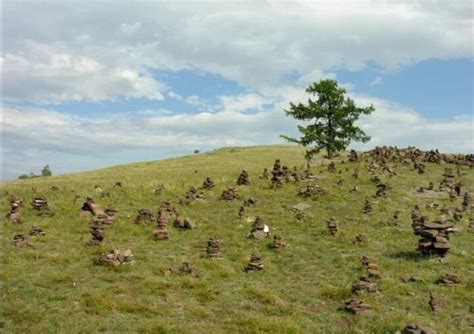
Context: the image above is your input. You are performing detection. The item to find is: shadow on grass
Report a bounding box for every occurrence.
[388,251,424,261]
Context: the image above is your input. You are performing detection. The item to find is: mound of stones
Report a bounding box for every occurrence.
[271,159,283,188]
[391,211,401,226]
[12,234,34,248]
[352,276,382,297]
[30,225,45,237]
[246,252,264,271]
[31,196,50,214]
[249,216,270,239]
[174,217,195,229]
[429,292,444,312]
[361,256,381,278]
[221,187,240,200]
[412,214,454,257]
[436,273,460,285]
[354,234,367,245]
[179,186,206,204]
[439,167,455,191]
[362,199,373,213]
[349,149,358,162]
[7,196,22,224]
[343,298,371,314]
[326,216,338,236]
[153,203,176,240]
[375,182,390,197]
[179,261,198,275]
[462,192,471,208]
[87,221,105,246]
[105,204,119,219]
[298,184,328,197]
[399,324,437,334]
[202,177,215,189]
[238,206,245,220]
[261,168,270,179]
[98,249,134,267]
[81,197,104,216]
[135,209,154,224]
[236,170,250,185]
[243,198,257,206]
[207,237,223,259]
[271,235,286,248]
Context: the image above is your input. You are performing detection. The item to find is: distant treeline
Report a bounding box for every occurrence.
[18,165,52,179]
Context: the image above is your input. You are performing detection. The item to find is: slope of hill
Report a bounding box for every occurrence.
[1,145,473,333]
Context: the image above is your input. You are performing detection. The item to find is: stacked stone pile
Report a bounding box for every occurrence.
[249,216,270,239]
[221,187,240,200]
[105,204,119,219]
[349,149,358,162]
[271,159,283,188]
[400,324,437,334]
[343,298,371,314]
[135,209,155,224]
[236,170,250,185]
[207,237,223,259]
[87,221,105,246]
[436,273,460,285]
[361,256,381,278]
[326,216,338,236]
[29,225,46,237]
[202,177,215,189]
[7,196,22,224]
[271,235,286,248]
[174,217,195,229]
[413,215,454,256]
[179,186,207,204]
[246,252,264,271]
[81,198,104,216]
[32,196,49,213]
[298,184,328,197]
[98,249,134,267]
[363,199,373,213]
[352,276,382,297]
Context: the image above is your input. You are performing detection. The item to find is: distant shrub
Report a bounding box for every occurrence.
[18,165,52,179]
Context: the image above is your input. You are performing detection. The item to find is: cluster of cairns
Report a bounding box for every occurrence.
[236,170,250,185]
[411,211,455,257]
[298,184,328,197]
[326,216,338,236]
[246,252,264,271]
[153,202,176,240]
[206,237,223,259]
[179,186,206,204]
[202,177,215,189]
[221,187,240,200]
[31,196,50,214]
[98,249,134,267]
[135,209,154,224]
[7,196,22,224]
[248,216,270,239]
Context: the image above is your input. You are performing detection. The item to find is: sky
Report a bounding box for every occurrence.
[1,0,473,179]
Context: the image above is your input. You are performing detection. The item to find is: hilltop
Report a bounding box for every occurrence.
[1,145,473,333]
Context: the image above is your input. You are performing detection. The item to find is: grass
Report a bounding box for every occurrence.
[1,145,473,333]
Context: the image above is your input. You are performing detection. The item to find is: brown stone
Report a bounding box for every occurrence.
[436,273,460,285]
[362,199,372,214]
[343,298,372,314]
[246,252,264,271]
[236,170,250,185]
[202,177,215,189]
[207,237,223,259]
[271,235,286,248]
[98,249,134,266]
[326,216,338,236]
[220,187,240,200]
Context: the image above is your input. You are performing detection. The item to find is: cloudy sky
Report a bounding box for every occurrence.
[1,0,473,179]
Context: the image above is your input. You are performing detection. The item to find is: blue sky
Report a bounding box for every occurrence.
[2,1,473,179]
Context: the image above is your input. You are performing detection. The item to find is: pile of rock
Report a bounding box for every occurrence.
[179,261,197,275]
[261,168,270,179]
[31,196,49,213]
[154,185,164,196]
[153,213,169,240]
[349,150,358,162]
[236,170,250,185]
[87,221,105,246]
[361,256,381,278]
[352,276,382,297]
[271,159,283,188]
[343,298,372,314]
[221,187,240,200]
[439,167,455,191]
[29,225,46,237]
[326,216,338,236]
[298,184,328,197]
[207,237,223,259]
[113,181,122,188]
[12,234,34,248]
[271,235,285,248]
[105,204,119,219]
[414,162,425,175]
[249,216,270,239]
[436,273,460,285]
[81,198,104,216]
[429,292,443,312]
[391,211,401,226]
[246,252,264,271]
[328,161,336,173]
[362,199,373,213]
[202,177,215,189]
[399,324,437,334]
[243,198,257,206]
[135,209,155,224]
[174,217,195,229]
[354,234,367,245]
[98,249,134,267]
[238,206,245,220]
[375,182,390,197]
[179,186,207,204]
[414,215,454,256]
[93,213,114,226]
[7,196,22,224]
[462,192,471,208]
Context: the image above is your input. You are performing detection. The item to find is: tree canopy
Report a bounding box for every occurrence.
[281,79,374,159]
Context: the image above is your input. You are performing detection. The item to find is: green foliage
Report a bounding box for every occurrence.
[41,165,52,177]
[282,79,375,159]
[17,165,52,179]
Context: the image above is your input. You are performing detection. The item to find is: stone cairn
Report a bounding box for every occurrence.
[271,159,283,189]
[81,197,104,216]
[400,324,437,334]
[439,167,455,191]
[298,184,328,197]
[202,177,215,189]
[429,292,443,312]
[221,187,240,200]
[135,209,155,224]
[7,196,22,224]
[261,168,270,179]
[349,149,358,162]
[352,276,382,297]
[271,235,286,248]
[113,181,122,188]
[453,206,463,222]
[98,249,134,267]
[238,206,245,220]
[328,161,336,173]
[462,192,471,208]
[236,170,250,186]
[249,216,270,239]
[243,198,257,206]
[12,234,34,248]
[179,261,197,275]
[153,202,176,240]
[30,225,46,237]
[246,252,264,271]
[343,298,372,314]
[87,221,105,246]
[206,237,223,259]
[31,196,49,214]
[413,214,454,257]
[174,217,195,229]
[179,186,206,204]
[414,162,425,175]
[362,199,373,213]
[391,211,401,226]
[154,184,164,196]
[93,213,113,226]
[375,182,390,197]
[436,273,460,285]
[354,234,367,245]
[361,256,381,278]
[105,204,119,219]
[326,216,338,236]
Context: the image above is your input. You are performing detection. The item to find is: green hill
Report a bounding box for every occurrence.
[1,145,473,333]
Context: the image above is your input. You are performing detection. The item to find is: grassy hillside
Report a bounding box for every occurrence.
[1,145,473,333]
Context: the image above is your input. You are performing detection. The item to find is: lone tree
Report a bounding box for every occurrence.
[281,79,374,159]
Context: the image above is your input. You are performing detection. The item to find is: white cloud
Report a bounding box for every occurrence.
[369,76,383,86]
[2,1,472,102]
